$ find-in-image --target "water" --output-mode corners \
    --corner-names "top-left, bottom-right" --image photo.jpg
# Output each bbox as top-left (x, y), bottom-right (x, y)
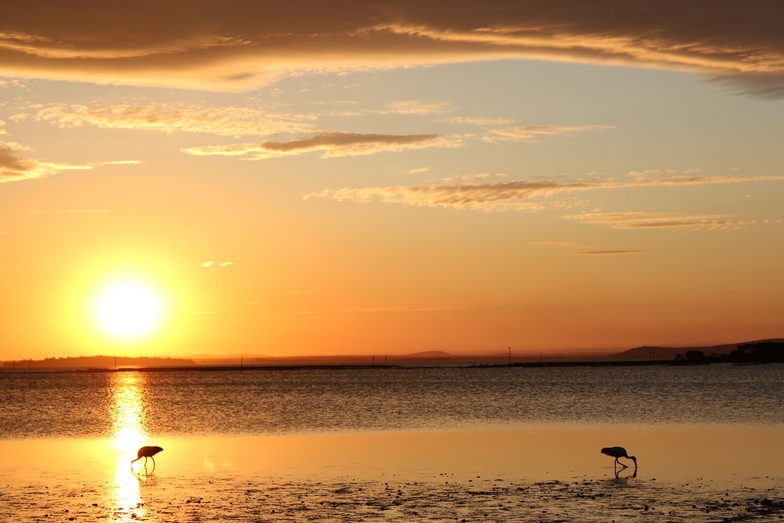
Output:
top-left (3, 363), bottom-right (783, 439)
top-left (3, 364), bottom-right (784, 523)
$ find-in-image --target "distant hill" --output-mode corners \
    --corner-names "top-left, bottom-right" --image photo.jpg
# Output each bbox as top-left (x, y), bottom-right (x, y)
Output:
top-left (190, 349), bottom-right (612, 365)
top-left (608, 339), bottom-right (784, 361)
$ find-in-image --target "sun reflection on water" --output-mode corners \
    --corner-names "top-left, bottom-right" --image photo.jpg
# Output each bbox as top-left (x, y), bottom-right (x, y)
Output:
top-left (109, 371), bottom-right (151, 521)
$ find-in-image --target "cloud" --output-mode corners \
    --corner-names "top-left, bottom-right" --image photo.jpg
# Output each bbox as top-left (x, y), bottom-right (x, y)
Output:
top-left (201, 261), bottom-right (233, 268)
top-left (441, 117), bottom-right (517, 126)
top-left (304, 179), bottom-right (588, 211)
top-left (183, 132), bottom-right (461, 159)
top-left (0, 141), bottom-right (91, 182)
top-left (484, 125), bottom-right (616, 143)
top-left (1, 1), bottom-right (782, 97)
top-left (305, 171), bottom-right (784, 211)
top-left (571, 250), bottom-right (649, 256)
top-left (384, 101), bottom-right (453, 115)
top-left (561, 212), bottom-right (748, 230)
top-left (36, 103), bottom-right (315, 137)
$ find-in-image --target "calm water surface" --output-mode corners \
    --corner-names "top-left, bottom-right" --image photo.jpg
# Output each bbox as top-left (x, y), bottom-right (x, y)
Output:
top-left (3, 364), bottom-right (783, 439)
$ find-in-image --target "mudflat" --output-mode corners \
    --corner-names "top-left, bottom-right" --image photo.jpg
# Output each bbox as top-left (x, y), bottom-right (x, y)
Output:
top-left (2, 427), bottom-right (783, 522)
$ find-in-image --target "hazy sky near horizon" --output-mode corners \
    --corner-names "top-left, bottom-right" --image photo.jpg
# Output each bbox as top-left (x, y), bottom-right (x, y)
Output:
top-left (1, 0), bottom-right (783, 359)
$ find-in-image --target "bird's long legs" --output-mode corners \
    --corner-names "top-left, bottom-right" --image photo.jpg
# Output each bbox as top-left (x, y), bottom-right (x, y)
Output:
top-left (139, 456), bottom-right (156, 474)
top-left (131, 456), bottom-right (157, 475)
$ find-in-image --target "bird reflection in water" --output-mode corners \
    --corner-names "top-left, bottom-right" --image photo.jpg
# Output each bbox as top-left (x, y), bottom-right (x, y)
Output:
top-left (611, 466), bottom-right (638, 481)
top-left (109, 371), bottom-right (152, 521)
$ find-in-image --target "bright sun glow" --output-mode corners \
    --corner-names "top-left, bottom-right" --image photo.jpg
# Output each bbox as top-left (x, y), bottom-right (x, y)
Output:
top-left (92, 279), bottom-right (167, 341)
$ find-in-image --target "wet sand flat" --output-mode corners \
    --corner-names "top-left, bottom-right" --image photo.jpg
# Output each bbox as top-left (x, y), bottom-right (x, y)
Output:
top-left (2, 426), bottom-right (783, 522)
top-left (2, 473), bottom-right (784, 522)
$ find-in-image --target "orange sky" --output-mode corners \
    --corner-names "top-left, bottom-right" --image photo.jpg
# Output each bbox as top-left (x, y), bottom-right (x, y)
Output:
top-left (1, 1), bottom-right (783, 360)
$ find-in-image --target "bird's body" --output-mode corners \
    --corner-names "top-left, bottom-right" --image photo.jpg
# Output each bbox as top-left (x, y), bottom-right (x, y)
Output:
top-left (600, 446), bottom-right (637, 468)
top-left (131, 445), bottom-right (163, 473)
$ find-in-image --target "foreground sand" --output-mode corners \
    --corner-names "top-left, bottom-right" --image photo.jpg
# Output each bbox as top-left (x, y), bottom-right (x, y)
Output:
top-left (3, 472), bottom-right (783, 523)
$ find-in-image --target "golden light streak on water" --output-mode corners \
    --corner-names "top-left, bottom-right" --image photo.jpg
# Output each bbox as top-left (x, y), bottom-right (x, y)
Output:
top-left (109, 371), bottom-right (151, 521)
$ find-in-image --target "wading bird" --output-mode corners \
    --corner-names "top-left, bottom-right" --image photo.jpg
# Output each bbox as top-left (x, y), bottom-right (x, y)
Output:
top-left (131, 446), bottom-right (163, 473)
top-left (601, 446), bottom-right (637, 468)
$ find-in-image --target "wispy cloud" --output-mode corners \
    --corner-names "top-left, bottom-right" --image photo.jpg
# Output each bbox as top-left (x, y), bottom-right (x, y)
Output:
top-left (305, 171), bottom-right (784, 211)
top-left (562, 212), bottom-right (748, 230)
top-left (483, 125), bottom-right (616, 143)
top-left (183, 132), bottom-right (462, 159)
top-left (440, 116), bottom-right (517, 126)
top-left (384, 101), bottom-right (453, 115)
top-left (1, 141), bottom-right (91, 183)
top-left (2, 1), bottom-right (782, 96)
top-left (36, 103), bottom-right (315, 137)
top-left (98, 160), bottom-right (143, 165)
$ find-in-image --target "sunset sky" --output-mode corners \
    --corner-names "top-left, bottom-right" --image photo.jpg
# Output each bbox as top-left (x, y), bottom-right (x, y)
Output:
top-left (1, 0), bottom-right (783, 360)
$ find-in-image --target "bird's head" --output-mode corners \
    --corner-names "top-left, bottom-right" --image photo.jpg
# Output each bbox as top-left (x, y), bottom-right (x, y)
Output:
top-left (630, 456), bottom-right (637, 467)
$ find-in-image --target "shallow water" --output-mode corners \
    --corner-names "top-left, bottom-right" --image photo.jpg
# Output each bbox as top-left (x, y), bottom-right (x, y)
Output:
top-left (3, 364), bottom-right (784, 438)
top-left (2, 426), bottom-right (784, 522)
top-left (2, 365), bottom-right (783, 522)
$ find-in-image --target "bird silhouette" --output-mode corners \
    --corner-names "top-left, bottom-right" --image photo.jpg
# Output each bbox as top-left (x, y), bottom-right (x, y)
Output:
top-left (601, 446), bottom-right (637, 469)
top-left (131, 445), bottom-right (163, 473)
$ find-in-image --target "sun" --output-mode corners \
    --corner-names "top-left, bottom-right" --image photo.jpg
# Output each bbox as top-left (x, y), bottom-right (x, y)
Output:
top-left (92, 278), bottom-right (167, 341)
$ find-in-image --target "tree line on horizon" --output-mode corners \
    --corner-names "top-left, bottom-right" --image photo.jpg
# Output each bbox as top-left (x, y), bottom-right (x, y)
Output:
top-left (678, 341), bottom-right (784, 364)
top-left (1, 355), bottom-right (197, 369)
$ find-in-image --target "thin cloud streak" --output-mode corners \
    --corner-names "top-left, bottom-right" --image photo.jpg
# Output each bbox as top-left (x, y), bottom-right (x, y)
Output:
top-left (304, 173), bottom-right (784, 211)
top-left (183, 132), bottom-right (461, 159)
top-left (1, 1), bottom-right (782, 97)
top-left (36, 103), bottom-right (315, 137)
top-left (484, 125), bottom-right (616, 143)
top-left (562, 212), bottom-right (748, 230)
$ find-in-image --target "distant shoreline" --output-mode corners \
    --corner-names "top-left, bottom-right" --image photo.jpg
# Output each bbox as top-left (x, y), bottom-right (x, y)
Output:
top-left (0, 358), bottom-right (757, 374)
top-left (3, 338), bottom-right (781, 373)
